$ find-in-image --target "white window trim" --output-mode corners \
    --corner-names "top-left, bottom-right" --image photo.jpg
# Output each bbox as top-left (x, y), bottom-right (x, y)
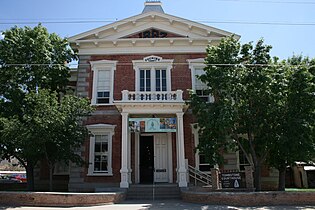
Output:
top-left (87, 124), bottom-right (116, 176)
top-left (132, 56), bottom-right (173, 92)
top-left (187, 58), bottom-right (206, 91)
top-left (187, 58), bottom-right (214, 103)
top-left (191, 123), bottom-right (201, 171)
top-left (90, 60), bottom-right (117, 105)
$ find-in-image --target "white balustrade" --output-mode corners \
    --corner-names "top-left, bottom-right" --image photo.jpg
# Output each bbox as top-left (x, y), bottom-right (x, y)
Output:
top-left (121, 90), bottom-right (184, 102)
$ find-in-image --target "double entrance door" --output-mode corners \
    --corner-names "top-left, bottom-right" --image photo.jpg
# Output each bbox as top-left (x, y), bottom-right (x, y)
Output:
top-left (139, 133), bottom-right (169, 183)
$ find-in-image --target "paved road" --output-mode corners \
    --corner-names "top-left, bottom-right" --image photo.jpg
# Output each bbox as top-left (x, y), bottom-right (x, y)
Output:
top-left (1, 200), bottom-right (315, 210)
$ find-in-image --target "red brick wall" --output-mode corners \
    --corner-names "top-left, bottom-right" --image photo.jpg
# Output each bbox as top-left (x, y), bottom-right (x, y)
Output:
top-left (78, 53), bottom-right (204, 184)
top-left (83, 114), bottom-right (122, 184)
top-left (183, 113), bottom-right (197, 167)
top-left (88, 53), bottom-right (206, 101)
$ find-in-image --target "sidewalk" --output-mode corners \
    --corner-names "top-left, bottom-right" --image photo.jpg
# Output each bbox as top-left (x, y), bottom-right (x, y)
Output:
top-left (2, 199), bottom-right (315, 210)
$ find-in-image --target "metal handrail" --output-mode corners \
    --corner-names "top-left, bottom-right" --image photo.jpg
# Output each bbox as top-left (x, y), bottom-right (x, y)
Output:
top-left (188, 165), bottom-right (212, 186)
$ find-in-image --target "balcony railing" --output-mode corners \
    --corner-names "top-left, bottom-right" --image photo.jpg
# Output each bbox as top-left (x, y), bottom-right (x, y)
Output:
top-left (121, 90), bottom-right (184, 102)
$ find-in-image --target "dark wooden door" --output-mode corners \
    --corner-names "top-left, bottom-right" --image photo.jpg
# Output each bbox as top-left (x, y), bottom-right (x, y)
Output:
top-left (140, 136), bottom-right (154, 184)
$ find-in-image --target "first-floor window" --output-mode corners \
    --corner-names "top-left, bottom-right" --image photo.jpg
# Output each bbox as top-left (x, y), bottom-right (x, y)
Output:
top-left (198, 154), bottom-right (212, 172)
top-left (87, 124), bottom-right (115, 176)
top-left (94, 134), bottom-right (109, 172)
top-left (191, 123), bottom-right (213, 172)
top-left (239, 150), bottom-right (251, 171)
top-left (54, 161), bottom-right (70, 175)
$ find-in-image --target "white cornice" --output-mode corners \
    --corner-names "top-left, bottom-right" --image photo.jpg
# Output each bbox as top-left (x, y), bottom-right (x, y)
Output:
top-left (187, 58), bottom-right (206, 70)
top-left (114, 102), bottom-right (188, 114)
top-left (72, 37), bottom-right (221, 45)
top-left (90, 60), bottom-right (118, 70)
top-left (86, 124), bottom-right (116, 131)
top-left (71, 37), bottom-right (219, 56)
top-left (76, 45), bottom-right (211, 55)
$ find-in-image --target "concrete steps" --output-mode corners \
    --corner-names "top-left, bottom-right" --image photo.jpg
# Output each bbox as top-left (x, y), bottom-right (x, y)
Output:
top-left (126, 184), bottom-right (181, 200)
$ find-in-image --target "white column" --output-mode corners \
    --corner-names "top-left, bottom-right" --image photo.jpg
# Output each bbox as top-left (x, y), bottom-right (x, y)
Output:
top-left (120, 112), bottom-right (129, 188)
top-left (135, 132), bottom-right (140, 183)
top-left (176, 112), bottom-right (188, 187)
top-left (128, 129), bottom-right (132, 184)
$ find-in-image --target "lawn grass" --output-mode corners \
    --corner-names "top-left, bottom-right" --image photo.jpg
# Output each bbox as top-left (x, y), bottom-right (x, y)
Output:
top-left (286, 188), bottom-right (315, 192)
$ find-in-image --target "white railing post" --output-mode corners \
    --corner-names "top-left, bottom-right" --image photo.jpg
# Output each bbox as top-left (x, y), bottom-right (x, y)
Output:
top-left (122, 90), bottom-right (129, 102)
top-left (176, 90), bottom-right (183, 101)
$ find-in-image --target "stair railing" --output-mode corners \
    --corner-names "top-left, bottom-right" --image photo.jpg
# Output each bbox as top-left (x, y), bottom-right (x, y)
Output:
top-left (188, 165), bottom-right (212, 186)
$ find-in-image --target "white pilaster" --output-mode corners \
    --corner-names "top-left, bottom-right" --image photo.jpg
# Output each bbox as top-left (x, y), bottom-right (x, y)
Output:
top-left (120, 112), bottom-right (129, 188)
top-left (176, 112), bottom-right (188, 187)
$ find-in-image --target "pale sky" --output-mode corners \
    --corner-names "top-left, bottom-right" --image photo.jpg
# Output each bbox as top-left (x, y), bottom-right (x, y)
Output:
top-left (1, 0), bottom-right (314, 59)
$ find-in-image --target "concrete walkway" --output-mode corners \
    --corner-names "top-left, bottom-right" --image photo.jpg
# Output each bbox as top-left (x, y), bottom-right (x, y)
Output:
top-left (2, 200), bottom-right (315, 210)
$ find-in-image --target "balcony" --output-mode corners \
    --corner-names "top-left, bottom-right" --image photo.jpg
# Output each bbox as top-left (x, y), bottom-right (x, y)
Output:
top-left (120, 90), bottom-right (184, 103)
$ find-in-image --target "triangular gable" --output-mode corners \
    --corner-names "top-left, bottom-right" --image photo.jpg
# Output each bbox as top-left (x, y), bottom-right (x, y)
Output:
top-left (122, 28), bottom-right (185, 39)
top-left (69, 11), bottom-right (239, 43)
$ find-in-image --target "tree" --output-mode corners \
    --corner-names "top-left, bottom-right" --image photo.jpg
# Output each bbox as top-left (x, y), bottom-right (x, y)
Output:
top-left (0, 24), bottom-right (78, 191)
top-left (190, 36), bottom-right (284, 191)
top-left (0, 90), bottom-right (93, 191)
top-left (268, 56), bottom-right (315, 190)
top-left (24, 90), bottom-right (93, 191)
top-left (0, 115), bottom-right (42, 190)
top-left (0, 24), bottom-right (77, 117)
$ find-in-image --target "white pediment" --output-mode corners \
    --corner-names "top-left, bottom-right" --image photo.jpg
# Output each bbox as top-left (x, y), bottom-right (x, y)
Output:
top-left (70, 11), bottom-right (238, 42)
top-left (69, 11), bottom-right (240, 55)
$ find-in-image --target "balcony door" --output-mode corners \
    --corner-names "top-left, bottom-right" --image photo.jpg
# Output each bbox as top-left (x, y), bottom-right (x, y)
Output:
top-left (139, 68), bottom-right (167, 92)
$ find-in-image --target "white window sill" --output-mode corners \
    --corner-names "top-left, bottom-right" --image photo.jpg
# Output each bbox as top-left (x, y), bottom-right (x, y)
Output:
top-left (87, 173), bottom-right (113, 176)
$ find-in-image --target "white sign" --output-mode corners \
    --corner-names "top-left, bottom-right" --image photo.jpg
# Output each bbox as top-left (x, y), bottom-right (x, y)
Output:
top-left (143, 56), bottom-right (162, 62)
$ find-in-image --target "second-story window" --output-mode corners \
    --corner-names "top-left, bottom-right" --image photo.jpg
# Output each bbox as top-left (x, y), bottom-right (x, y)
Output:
top-left (188, 58), bottom-right (214, 103)
top-left (139, 68), bottom-right (167, 92)
top-left (155, 69), bottom-right (167, 91)
top-left (140, 69), bottom-right (151, 91)
top-left (194, 67), bottom-right (211, 102)
top-left (97, 70), bottom-right (111, 104)
top-left (133, 56), bottom-right (173, 92)
top-left (90, 60), bottom-right (117, 105)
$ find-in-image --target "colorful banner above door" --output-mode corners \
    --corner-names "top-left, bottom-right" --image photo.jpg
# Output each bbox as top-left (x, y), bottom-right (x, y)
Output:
top-left (129, 118), bottom-right (176, 133)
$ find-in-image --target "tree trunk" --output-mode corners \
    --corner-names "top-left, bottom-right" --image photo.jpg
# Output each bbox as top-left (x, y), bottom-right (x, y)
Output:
top-left (26, 164), bottom-right (35, 191)
top-left (278, 165), bottom-right (286, 191)
top-left (254, 164), bottom-right (262, 191)
top-left (49, 164), bottom-right (53, 192)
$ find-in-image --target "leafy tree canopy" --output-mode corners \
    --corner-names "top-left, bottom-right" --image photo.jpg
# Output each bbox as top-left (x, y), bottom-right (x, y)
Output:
top-left (0, 89), bottom-right (94, 190)
top-left (189, 36), bottom-right (314, 191)
top-left (0, 24), bottom-right (77, 117)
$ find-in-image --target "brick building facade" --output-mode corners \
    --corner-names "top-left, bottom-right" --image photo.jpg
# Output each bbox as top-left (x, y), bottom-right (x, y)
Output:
top-left (48, 1), bottom-right (279, 192)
